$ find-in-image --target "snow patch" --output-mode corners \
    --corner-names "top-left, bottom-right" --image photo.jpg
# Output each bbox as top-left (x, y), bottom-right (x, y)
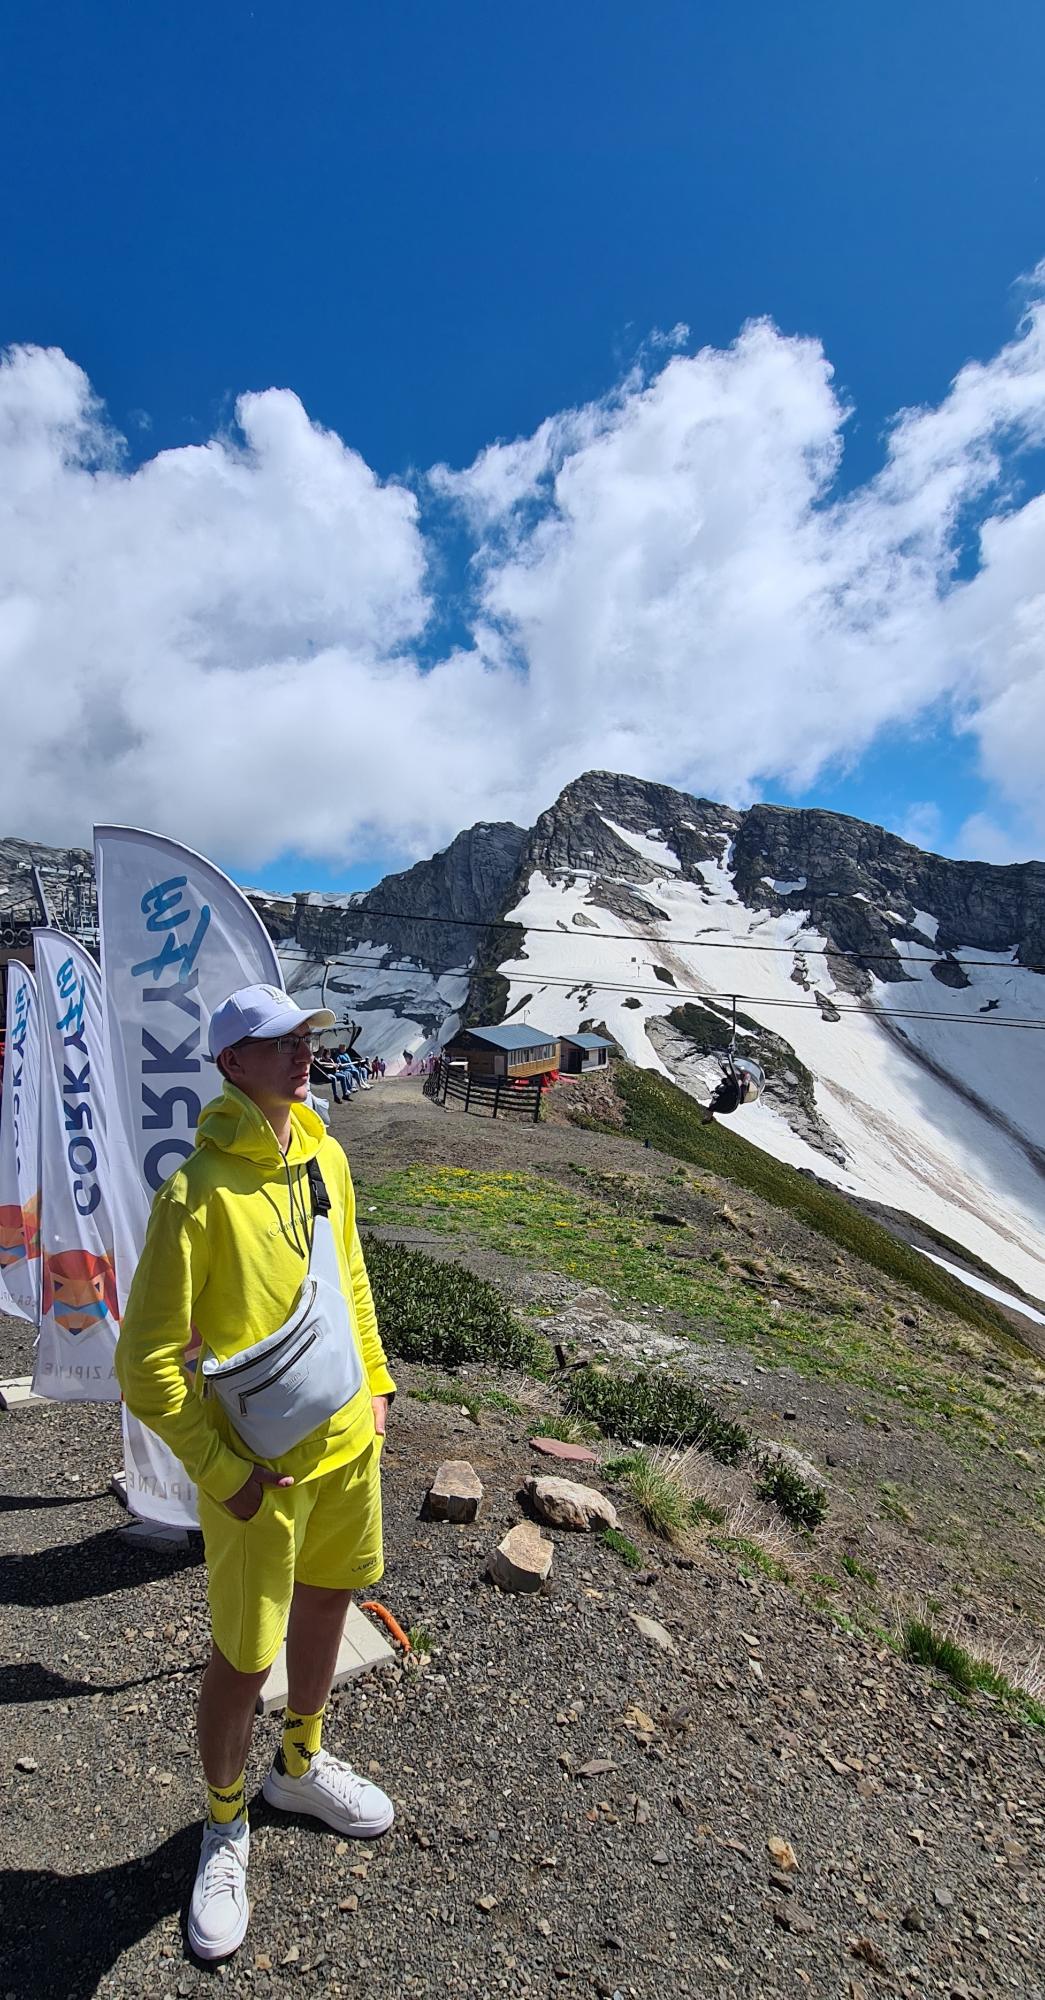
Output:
top-left (277, 945), bottom-right (469, 1072)
top-left (762, 875), bottom-right (807, 895)
top-left (919, 1252), bottom-right (1045, 1323)
top-left (600, 818), bottom-right (682, 873)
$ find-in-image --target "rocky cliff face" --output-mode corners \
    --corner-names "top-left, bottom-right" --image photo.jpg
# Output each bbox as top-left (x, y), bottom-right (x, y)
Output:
top-left (525, 770), bottom-right (737, 883)
top-left (251, 821), bottom-right (527, 978)
top-left (340, 822), bottom-right (527, 975)
top-left (732, 804), bottom-right (1045, 985)
top-left (521, 774), bottom-right (1045, 986)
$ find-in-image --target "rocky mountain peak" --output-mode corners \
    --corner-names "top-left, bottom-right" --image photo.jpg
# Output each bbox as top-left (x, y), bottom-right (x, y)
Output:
top-left (527, 770), bottom-right (738, 886)
top-left (731, 802), bottom-right (1045, 972)
top-left (261, 818), bottom-right (528, 976)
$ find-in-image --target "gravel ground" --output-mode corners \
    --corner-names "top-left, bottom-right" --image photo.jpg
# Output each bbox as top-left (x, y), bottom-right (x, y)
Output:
top-left (2, 1081), bottom-right (1043, 1998)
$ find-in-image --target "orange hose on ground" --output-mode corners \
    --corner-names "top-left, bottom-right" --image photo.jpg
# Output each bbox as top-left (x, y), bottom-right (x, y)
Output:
top-left (360, 1600), bottom-right (412, 1652)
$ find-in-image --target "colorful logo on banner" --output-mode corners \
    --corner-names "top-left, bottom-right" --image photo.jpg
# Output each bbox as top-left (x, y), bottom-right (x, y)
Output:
top-left (53, 950), bottom-right (103, 1214)
top-left (42, 1247), bottom-right (120, 1335)
top-left (0, 1193), bottom-right (39, 1271)
top-left (0, 963), bottom-right (41, 1320)
top-left (32, 931), bottom-right (119, 1397)
top-left (97, 825), bottom-right (283, 1526)
top-left (8, 976), bottom-right (37, 1200)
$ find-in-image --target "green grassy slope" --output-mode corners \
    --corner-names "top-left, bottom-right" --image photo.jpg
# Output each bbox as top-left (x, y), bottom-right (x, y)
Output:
top-left (608, 1064), bottom-right (1021, 1344)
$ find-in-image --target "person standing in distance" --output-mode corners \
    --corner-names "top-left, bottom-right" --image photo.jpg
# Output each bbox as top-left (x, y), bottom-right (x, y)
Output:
top-left (116, 983), bottom-right (397, 1963)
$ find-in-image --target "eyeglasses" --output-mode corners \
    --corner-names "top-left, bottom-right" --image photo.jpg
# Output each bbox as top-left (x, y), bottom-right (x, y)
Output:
top-left (228, 1031), bottom-right (324, 1057)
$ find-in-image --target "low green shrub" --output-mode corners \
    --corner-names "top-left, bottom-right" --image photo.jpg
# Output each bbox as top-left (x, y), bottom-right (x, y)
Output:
top-left (565, 1366), bottom-right (749, 1463)
top-left (363, 1236), bottom-right (550, 1374)
top-left (604, 1450), bottom-right (694, 1541)
top-left (598, 1526), bottom-right (643, 1568)
top-left (901, 1617), bottom-right (1045, 1729)
top-left (841, 1553), bottom-right (878, 1587)
top-left (712, 1533), bottom-right (792, 1584)
top-left (755, 1456), bottom-right (828, 1531)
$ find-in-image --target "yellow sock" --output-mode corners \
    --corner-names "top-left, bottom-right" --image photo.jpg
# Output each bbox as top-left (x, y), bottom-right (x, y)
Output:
top-left (279, 1706), bottom-right (324, 1778)
top-left (207, 1771), bottom-right (246, 1826)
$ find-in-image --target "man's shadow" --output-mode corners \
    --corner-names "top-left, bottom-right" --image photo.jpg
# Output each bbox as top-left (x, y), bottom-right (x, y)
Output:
top-left (0, 1488), bottom-right (113, 1514)
top-left (0, 1825), bottom-right (202, 1998)
top-left (0, 1659), bottom-right (207, 1705)
top-left (0, 1525), bottom-right (200, 1608)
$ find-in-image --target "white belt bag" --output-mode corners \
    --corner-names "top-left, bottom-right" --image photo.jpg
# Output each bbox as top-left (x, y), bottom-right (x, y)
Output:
top-left (201, 1160), bottom-right (363, 1459)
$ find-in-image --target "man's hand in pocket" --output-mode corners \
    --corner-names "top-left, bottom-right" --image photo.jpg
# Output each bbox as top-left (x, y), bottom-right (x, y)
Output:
top-left (223, 1464), bottom-right (294, 1520)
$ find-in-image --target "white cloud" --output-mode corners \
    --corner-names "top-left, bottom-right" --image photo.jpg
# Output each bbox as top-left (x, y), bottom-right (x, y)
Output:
top-left (953, 812), bottom-right (1038, 865)
top-left (2, 274), bottom-right (1045, 870)
top-left (898, 802), bottom-right (944, 852)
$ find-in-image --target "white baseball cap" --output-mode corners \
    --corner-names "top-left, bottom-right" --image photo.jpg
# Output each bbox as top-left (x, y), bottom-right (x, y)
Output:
top-left (208, 982), bottom-right (337, 1061)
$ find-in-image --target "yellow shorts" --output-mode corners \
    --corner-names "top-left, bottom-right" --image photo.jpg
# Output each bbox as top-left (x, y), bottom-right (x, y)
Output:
top-left (197, 1439), bottom-right (384, 1674)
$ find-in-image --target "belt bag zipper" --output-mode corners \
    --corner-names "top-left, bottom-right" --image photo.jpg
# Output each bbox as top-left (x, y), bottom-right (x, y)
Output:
top-left (237, 1329), bottom-right (319, 1413)
top-left (204, 1280), bottom-right (318, 1387)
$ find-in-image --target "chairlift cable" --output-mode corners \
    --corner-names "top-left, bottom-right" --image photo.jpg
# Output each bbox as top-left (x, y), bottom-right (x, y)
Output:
top-left (276, 946), bottom-right (1045, 1031)
top-left (276, 900), bottom-right (1045, 974)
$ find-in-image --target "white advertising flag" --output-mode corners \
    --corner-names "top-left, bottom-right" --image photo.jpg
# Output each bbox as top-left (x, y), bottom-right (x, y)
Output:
top-left (32, 930), bottom-right (120, 1401)
top-left (95, 826), bottom-right (282, 1528)
top-left (0, 962), bottom-right (41, 1323)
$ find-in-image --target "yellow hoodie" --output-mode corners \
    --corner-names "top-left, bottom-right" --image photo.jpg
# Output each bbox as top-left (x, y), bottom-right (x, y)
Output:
top-left (115, 1083), bottom-right (395, 1505)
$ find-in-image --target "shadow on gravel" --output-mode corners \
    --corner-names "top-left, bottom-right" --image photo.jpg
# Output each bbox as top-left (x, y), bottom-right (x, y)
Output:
top-left (0, 1525), bottom-right (201, 1607)
top-left (0, 1824), bottom-right (201, 1998)
top-left (0, 1488), bottom-right (112, 1513)
top-left (0, 1659), bottom-right (208, 1706)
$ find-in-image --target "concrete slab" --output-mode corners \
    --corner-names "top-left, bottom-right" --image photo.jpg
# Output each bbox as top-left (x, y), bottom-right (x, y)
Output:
top-left (119, 1520), bottom-right (192, 1551)
top-left (0, 1376), bottom-right (49, 1411)
top-left (257, 1603), bottom-right (395, 1715)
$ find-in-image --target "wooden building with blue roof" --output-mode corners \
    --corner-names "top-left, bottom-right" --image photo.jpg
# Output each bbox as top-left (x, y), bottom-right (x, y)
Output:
top-left (557, 1031), bottom-right (616, 1074)
top-left (442, 1022), bottom-right (561, 1080)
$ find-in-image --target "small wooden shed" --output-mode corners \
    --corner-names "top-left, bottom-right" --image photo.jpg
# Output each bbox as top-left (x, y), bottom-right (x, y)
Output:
top-left (442, 1023), bottom-right (561, 1080)
top-left (557, 1032), bottom-right (616, 1074)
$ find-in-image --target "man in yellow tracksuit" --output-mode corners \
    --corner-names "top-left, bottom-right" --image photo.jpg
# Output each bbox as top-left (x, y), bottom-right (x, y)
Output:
top-left (116, 983), bottom-right (397, 1963)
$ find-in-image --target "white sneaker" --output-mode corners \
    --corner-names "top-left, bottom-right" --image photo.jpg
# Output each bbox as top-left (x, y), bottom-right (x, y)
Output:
top-left (188, 1815), bottom-right (250, 1961)
top-left (263, 1747), bottom-right (394, 1837)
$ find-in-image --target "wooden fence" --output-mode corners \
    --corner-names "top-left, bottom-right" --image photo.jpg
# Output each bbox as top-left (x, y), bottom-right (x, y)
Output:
top-left (423, 1056), bottom-right (542, 1123)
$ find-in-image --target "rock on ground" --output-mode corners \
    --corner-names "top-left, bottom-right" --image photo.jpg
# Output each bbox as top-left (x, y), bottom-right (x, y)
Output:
top-left (486, 1520), bottom-right (553, 1592)
top-left (425, 1459), bottom-right (483, 1522)
top-left (524, 1474), bottom-right (618, 1533)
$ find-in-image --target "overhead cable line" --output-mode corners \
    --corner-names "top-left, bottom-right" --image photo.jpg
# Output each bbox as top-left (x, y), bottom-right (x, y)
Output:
top-left (276, 948), bottom-right (1045, 1031)
top-left (278, 901), bottom-right (1045, 975)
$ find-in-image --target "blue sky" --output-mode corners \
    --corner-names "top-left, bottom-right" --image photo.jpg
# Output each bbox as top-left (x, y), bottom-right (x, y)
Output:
top-left (2, 1), bottom-right (1045, 891)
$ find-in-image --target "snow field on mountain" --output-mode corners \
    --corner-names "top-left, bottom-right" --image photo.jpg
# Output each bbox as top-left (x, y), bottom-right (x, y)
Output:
top-left (500, 828), bottom-right (1045, 1303)
top-left (882, 938), bottom-right (1045, 1157)
top-left (278, 942), bottom-right (468, 1067)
